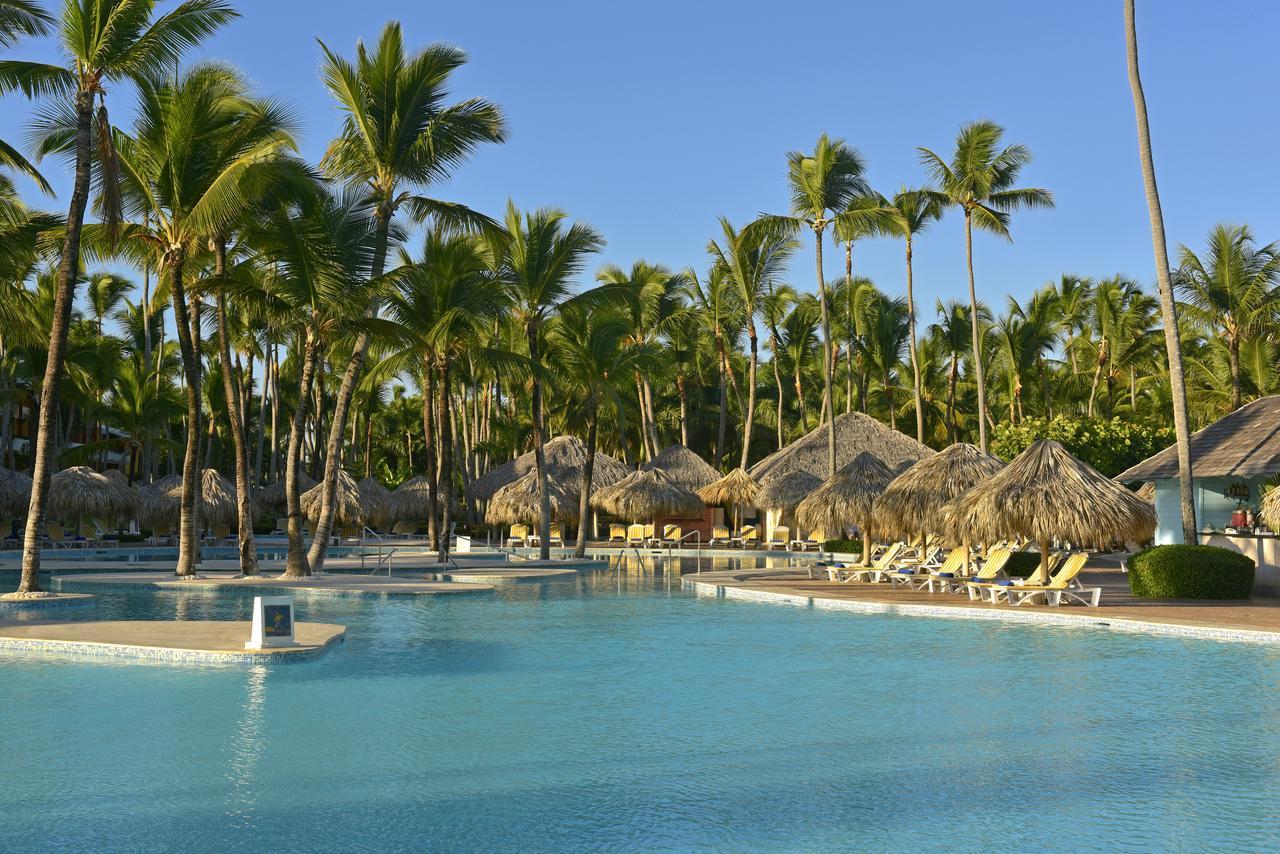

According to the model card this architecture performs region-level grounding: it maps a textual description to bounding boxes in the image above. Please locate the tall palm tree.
[1125,0,1197,542]
[761,282,796,450]
[918,121,1053,452]
[1175,224,1280,411]
[931,299,976,443]
[760,134,874,476]
[707,217,795,469]
[315,22,506,559]
[686,265,741,469]
[881,187,946,442]
[1,0,235,595]
[502,203,604,560]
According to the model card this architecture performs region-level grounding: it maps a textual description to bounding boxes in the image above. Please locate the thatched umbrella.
[388,475,432,522]
[644,444,720,492]
[485,470,580,525]
[796,453,896,564]
[871,443,1005,542]
[140,469,236,527]
[48,466,138,527]
[300,470,366,526]
[591,468,703,521]
[749,411,933,483]
[1261,486,1280,532]
[756,470,823,513]
[256,472,317,513]
[698,468,759,532]
[1135,481,1156,503]
[358,477,392,527]
[945,439,1157,574]
[0,466,32,517]
[470,435,630,501]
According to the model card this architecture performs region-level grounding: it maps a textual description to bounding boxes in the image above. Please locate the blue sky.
[2,0,1278,321]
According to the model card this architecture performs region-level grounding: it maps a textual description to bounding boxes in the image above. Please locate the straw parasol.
[749,411,933,483]
[944,439,1157,573]
[591,468,703,520]
[300,470,366,526]
[1262,486,1280,532]
[388,475,432,522]
[256,472,317,513]
[48,466,138,523]
[358,477,392,527]
[870,443,1005,541]
[1135,481,1156,503]
[140,469,236,527]
[796,452,897,563]
[485,470,581,525]
[0,466,32,517]
[469,435,630,501]
[698,468,759,534]
[756,470,823,513]
[644,444,721,492]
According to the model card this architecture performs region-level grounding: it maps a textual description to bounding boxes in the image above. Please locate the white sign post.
[245,595,296,649]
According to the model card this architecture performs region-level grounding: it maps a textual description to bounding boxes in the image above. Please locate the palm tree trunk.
[253,353,269,484]
[574,406,598,558]
[1228,334,1242,410]
[794,363,808,428]
[740,328,758,468]
[423,361,438,550]
[963,210,989,453]
[845,241,854,416]
[14,89,94,595]
[814,229,836,476]
[215,283,258,577]
[715,348,727,469]
[284,333,318,577]
[437,358,453,563]
[1126,0,1196,542]
[642,377,661,453]
[634,375,651,460]
[526,323,551,560]
[771,339,785,450]
[269,344,280,483]
[905,237,925,444]
[946,356,958,443]
[676,374,689,447]
[169,255,202,577]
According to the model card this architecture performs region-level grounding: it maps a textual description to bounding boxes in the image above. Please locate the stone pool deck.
[683,562,1280,644]
[0,619,345,663]
[53,571,496,598]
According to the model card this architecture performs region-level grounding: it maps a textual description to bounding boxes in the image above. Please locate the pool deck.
[53,571,496,598]
[0,619,345,663]
[438,567,579,584]
[684,561,1280,644]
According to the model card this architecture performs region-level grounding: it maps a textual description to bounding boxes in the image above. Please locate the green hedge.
[990,416,1174,478]
[823,539,864,555]
[1128,545,1255,599]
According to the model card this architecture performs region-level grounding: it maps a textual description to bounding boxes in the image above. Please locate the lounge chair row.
[603,524,828,550]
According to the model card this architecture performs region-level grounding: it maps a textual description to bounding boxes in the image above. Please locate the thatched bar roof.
[485,470,580,525]
[797,452,896,535]
[697,468,759,507]
[388,475,431,521]
[470,435,630,501]
[591,469,703,519]
[749,411,932,483]
[756,470,823,511]
[1118,395,1280,481]
[644,444,720,492]
[871,443,1005,539]
[946,439,1156,546]
[300,470,367,526]
[0,466,32,517]
[140,469,235,526]
[49,466,138,520]
[257,472,317,512]
[358,477,392,526]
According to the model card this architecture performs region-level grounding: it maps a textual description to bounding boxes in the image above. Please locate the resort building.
[1119,395,1280,594]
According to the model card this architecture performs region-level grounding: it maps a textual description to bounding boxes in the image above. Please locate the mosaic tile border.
[0,593,95,609]
[683,578,1280,646]
[0,633,344,665]
[52,577,494,600]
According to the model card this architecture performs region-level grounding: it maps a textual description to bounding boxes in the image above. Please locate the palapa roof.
[256,472,318,511]
[469,435,630,501]
[797,452,897,534]
[591,468,704,519]
[300,470,367,526]
[357,477,392,526]
[0,466,32,516]
[870,443,1005,539]
[643,444,720,492]
[1261,487,1280,531]
[49,466,138,520]
[697,468,759,507]
[756,470,824,511]
[1117,395,1280,481]
[749,411,932,483]
[945,439,1156,546]
[140,469,235,526]
[485,470,581,525]
[388,475,432,521]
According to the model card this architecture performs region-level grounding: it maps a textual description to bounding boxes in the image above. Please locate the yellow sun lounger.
[966,550,1055,602]
[1004,552,1098,607]
[829,542,904,583]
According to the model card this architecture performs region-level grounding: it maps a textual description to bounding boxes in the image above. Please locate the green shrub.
[1004,552,1044,578]
[990,416,1174,478]
[1128,544,1255,599]
[823,539,864,555]
[113,532,146,544]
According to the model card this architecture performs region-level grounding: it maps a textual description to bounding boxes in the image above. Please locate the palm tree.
[761,282,796,450]
[1124,0,1197,542]
[761,134,874,476]
[707,217,795,469]
[931,299,976,443]
[881,187,946,442]
[315,22,506,560]
[780,296,821,433]
[918,121,1053,452]
[502,203,604,559]
[1,0,234,594]
[1175,224,1280,411]
[686,265,741,469]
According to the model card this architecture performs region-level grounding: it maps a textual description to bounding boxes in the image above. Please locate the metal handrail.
[360,525,386,571]
[369,546,397,576]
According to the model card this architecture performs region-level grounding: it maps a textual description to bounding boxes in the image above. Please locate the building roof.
[1117,395,1280,481]
[748,411,932,483]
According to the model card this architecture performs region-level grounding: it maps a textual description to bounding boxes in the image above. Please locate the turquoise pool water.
[1,560,1278,852]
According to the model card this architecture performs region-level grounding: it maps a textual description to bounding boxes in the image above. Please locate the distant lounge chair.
[1004,553,1098,607]
[791,529,827,552]
[890,546,967,591]
[829,542,904,583]
[626,523,646,546]
[660,524,682,546]
[877,545,945,584]
[732,525,759,549]
[643,523,656,546]
[508,524,529,547]
[548,524,565,547]
[151,522,173,545]
[709,525,732,546]
[963,549,1032,600]
[608,523,627,543]
[273,517,289,535]
[766,526,790,550]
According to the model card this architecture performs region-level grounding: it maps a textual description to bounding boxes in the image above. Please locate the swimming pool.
[1,558,1277,851]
